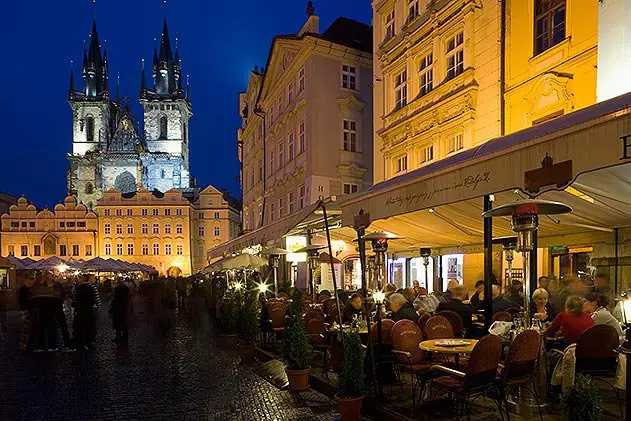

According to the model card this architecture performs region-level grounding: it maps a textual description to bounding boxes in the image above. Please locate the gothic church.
[67,17,192,209]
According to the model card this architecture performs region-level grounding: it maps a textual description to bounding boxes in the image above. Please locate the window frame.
[299,122,305,153]
[342,64,357,90]
[408,0,420,23]
[419,144,434,164]
[384,9,395,41]
[534,0,566,55]
[447,133,464,154]
[419,52,433,96]
[343,119,357,152]
[446,32,464,80]
[159,115,168,139]
[395,155,408,174]
[394,70,408,110]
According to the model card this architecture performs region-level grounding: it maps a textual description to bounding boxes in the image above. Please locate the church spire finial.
[306,1,315,17]
[116,73,120,100]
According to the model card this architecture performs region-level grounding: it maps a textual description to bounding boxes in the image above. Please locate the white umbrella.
[221,253,268,270]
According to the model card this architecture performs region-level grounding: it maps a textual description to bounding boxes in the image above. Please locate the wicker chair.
[492,311,512,323]
[496,329,543,421]
[267,303,286,346]
[429,334,503,421]
[277,292,289,300]
[437,310,465,337]
[425,315,455,340]
[417,313,431,338]
[303,309,324,326]
[391,319,435,414]
[306,317,331,376]
[370,318,395,345]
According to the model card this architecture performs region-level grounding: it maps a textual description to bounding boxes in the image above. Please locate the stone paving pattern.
[0,300,343,421]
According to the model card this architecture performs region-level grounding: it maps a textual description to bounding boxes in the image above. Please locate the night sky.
[0,0,371,209]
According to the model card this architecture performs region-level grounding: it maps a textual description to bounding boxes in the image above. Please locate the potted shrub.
[237,290,260,364]
[281,289,313,392]
[335,331,365,421]
[219,288,240,348]
[561,374,603,421]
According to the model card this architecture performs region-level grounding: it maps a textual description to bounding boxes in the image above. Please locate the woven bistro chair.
[303,309,324,326]
[391,319,435,414]
[370,318,395,345]
[492,311,513,323]
[437,310,465,338]
[425,315,455,340]
[306,317,332,376]
[267,302,286,347]
[496,329,543,421]
[417,312,431,338]
[429,334,503,421]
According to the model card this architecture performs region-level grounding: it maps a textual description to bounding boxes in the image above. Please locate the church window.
[153,243,160,255]
[535,0,565,55]
[159,116,168,139]
[165,208,171,216]
[165,224,171,234]
[116,224,123,235]
[142,244,149,255]
[104,223,111,235]
[161,169,166,178]
[166,105,171,110]
[214,227,220,236]
[104,209,111,216]
[176,244,183,255]
[85,183,94,195]
[199,226,205,237]
[152,208,159,216]
[153,223,159,234]
[126,209,133,216]
[176,224,183,234]
[72,245,79,256]
[104,243,111,255]
[141,223,148,234]
[160,104,165,111]
[183,123,187,143]
[86,116,95,142]
[127,243,134,255]
[34,245,41,256]
[85,245,92,256]
[165,244,172,255]
[127,224,134,234]
[21,245,28,257]
[141,208,148,216]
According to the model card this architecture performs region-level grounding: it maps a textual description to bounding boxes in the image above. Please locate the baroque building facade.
[67,18,192,210]
[238,5,373,232]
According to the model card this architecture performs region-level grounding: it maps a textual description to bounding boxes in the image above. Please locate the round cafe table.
[419,339,478,368]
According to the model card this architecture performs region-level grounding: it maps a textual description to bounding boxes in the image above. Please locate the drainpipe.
[615,228,619,294]
[253,107,266,228]
[500,0,506,136]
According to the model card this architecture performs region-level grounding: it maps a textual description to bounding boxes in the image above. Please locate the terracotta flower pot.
[335,393,364,421]
[220,333,237,348]
[285,367,311,392]
[238,342,256,364]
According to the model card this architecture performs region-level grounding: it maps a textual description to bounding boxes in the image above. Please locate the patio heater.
[261,247,288,298]
[493,236,518,289]
[294,244,326,303]
[420,248,431,290]
[367,256,376,290]
[483,200,571,328]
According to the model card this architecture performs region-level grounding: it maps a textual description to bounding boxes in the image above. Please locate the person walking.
[72,274,101,350]
[176,277,187,313]
[109,279,130,343]
[29,273,61,351]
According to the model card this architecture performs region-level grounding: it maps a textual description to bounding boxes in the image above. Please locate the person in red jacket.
[545,295,594,345]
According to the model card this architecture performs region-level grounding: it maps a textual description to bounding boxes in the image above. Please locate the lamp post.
[420,248,431,290]
[295,244,326,304]
[483,199,571,328]
[261,247,288,298]
[617,291,631,421]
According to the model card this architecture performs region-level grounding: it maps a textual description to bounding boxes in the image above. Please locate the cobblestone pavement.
[0,299,343,421]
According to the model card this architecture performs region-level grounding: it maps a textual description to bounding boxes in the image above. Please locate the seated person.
[402,287,416,304]
[435,285,473,330]
[544,295,594,345]
[583,292,623,339]
[492,284,518,313]
[413,289,439,314]
[389,293,418,322]
[468,280,485,310]
[342,293,363,324]
[531,287,556,322]
[440,279,460,303]
[506,282,524,308]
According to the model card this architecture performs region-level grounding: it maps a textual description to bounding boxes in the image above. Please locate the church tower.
[139,18,192,191]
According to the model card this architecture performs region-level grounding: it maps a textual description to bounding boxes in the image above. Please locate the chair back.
[417,312,431,338]
[506,307,522,316]
[575,324,620,374]
[323,297,338,315]
[437,310,465,337]
[391,319,424,364]
[317,294,329,304]
[425,315,454,339]
[499,329,541,385]
[306,317,327,345]
[277,292,289,300]
[303,309,324,325]
[268,304,286,329]
[463,334,502,391]
[492,311,512,323]
[370,318,395,345]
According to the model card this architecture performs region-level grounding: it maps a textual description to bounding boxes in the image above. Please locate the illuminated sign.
[285,236,307,262]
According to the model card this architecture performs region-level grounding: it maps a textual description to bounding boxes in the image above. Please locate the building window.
[20,245,28,257]
[214,212,220,219]
[86,116,95,142]
[165,224,171,234]
[447,133,464,154]
[343,120,357,152]
[289,191,295,213]
[535,0,566,55]
[142,244,149,255]
[395,70,407,110]
[385,9,395,41]
[141,223,148,234]
[153,243,160,255]
[342,64,357,90]
[165,208,171,216]
[176,208,183,216]
[446,32,464,80]
[161,169,166,178]
[299,185,306,209]
[299,68,305,92]
[199,212,205,219]
[159,115,168,139]
[288,133,295,160]
[165,244,172,255]
[270,150,275,173]
[199,226,205,237]
[176,224,183,234]
[116,224,123,235]
[105,243,111,256]
[127,243,134,256]
[153,223,159,234]
[258,159,263,181]
[85,244,92,256]
[176,244,183,255]
[116,243,123,255]
[288,81,294,103]
[419,144,434,164]
[141,208,148,216]
[34,245,41,257]
[77,221,86,228]
[7,245,14,256]
[104,223,111,235]
[419,53,433,96]
[72,245,79,256]
[395,155,408,173]
[279,198,285,217]
[343,183,359,195]
[66,222,75,228]
[270,203,275,222]
[115,208,122,216]
[277,95,282,116]
[126,208,133,216]
[29,221,35,228]
[278,141,284,167]
[152,208,159,216]
[408,0,419,22]
[85,183,94,195]
[299,122,305,153]
[10,222,18,228]
[123,223,132,235]
[214,227,220,236]
[103,209,111,217]
[60,222,66,228]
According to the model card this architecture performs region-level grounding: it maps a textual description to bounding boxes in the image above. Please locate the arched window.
[159,115,168,139]
[85,182,94,195]
[183,123,187,143]
[86,116,95,142]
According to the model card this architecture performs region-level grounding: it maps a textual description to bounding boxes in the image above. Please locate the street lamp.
[295,244,326,304]
[483,200,571,328]
[261,247,288,298]
[420,248,431,291]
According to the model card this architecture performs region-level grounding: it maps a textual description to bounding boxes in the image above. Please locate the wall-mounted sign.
[285,236,307,263]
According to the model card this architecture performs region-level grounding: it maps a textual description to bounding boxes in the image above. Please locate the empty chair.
[370,318,395,345]
[437,310,465,337]
[306,317,331,375]
[425,315,454,340]
[304,309,324,326]
[492,311,512,323]
[417,313,431,338]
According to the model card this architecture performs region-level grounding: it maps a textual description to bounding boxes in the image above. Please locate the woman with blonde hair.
[531,288,556,322]
[545,295,594,345]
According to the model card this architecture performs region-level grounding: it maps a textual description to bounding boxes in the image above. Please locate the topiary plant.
[561,374,603,421]
[237,290,260,343]
[219,288,240,334]
[281,289,313,370]
[339,331,365,398]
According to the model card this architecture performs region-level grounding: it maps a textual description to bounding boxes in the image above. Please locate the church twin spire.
[69,18,108,100]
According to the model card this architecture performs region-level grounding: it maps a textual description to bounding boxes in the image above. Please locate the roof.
[319,17,372,54]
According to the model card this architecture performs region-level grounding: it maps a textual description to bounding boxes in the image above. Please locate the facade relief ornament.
[524,73,574,123]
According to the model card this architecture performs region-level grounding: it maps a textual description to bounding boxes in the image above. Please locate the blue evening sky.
[0,0,371,208]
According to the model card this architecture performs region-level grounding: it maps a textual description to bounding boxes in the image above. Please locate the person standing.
[176,277,187,313]
[109,279,130,343]
[72,275,101,350]
[17,279,34,351]
[29,273,60,351]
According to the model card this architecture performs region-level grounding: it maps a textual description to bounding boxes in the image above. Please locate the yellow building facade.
[1,196,98,260]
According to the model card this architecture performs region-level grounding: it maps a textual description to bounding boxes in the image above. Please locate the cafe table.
[419,339,478,368]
